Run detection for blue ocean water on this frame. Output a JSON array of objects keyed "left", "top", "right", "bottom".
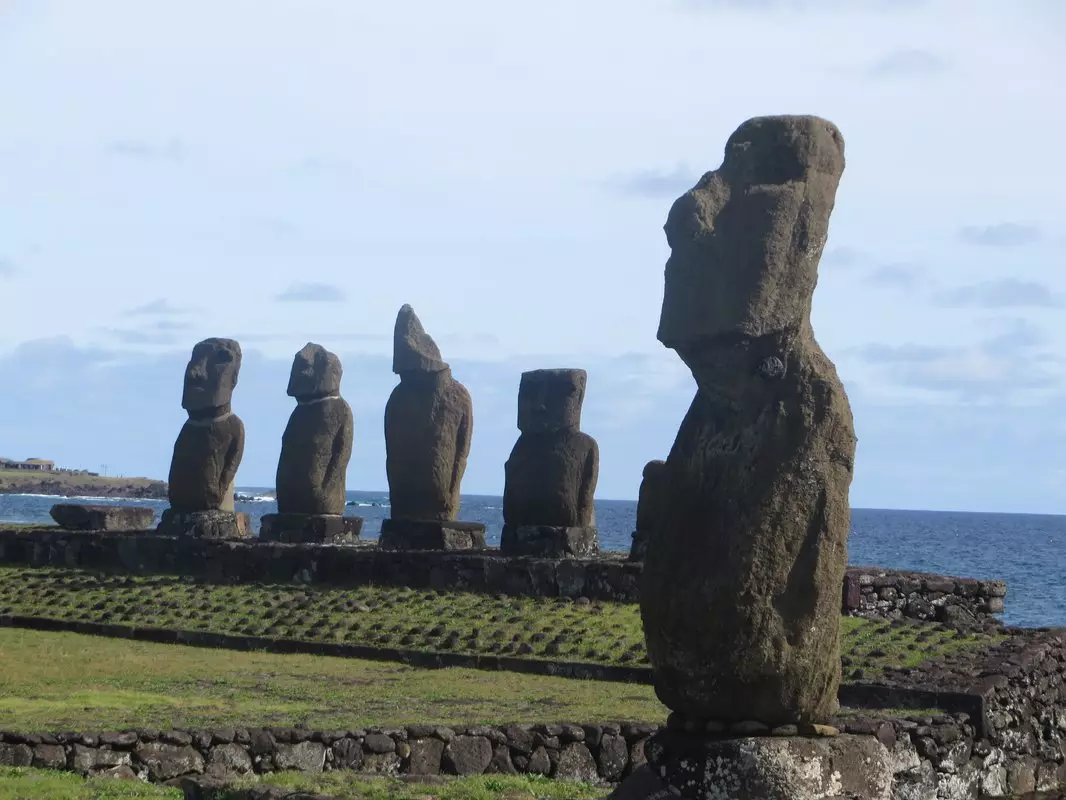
[{"left": 1, "top": 491, "right": 1062, "bottom": 628}]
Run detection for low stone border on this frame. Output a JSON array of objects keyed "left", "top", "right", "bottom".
[
  {"left": 2, "top": 709, "right": 1060, "bottom": 799},
  {"left": 0, "top": 528, "right": 1008, "bottom": 622},
  {"left": 843, "top": 565, "right": 1007, "bottom": 626}
]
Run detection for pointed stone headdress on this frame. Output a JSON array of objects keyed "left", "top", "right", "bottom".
[{"left": 393, "top": 304, "right": 448, "bottom": 374}]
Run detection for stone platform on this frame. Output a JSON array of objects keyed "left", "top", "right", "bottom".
[
  {"left": 378, "top": 519, "right": 486, "bottom": 551},
  {"left": 156, "top": 509, "right": 250, "bottom": 540},
  {"left": 500, "top": 524, "right": 599, "bottom": 558},
  {"left": 49, "top": 503, "right": 156, "bottom": 532},
  {"left": 258, "top": 513, "right": 362, "bottom": 544}
]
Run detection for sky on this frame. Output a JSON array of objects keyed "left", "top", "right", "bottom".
[{"left": 1, "top": 0, "right": 1063, "bottom": 513}]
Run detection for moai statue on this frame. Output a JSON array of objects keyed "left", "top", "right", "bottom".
[
  {"left": 379, "top": 305, "right": 485, "bottom": 550},
  {"left": 157, "top": 338, "right": 249, "bottom": 539},
  {"left": 500, "top": 368, "right": 599, "bottom": 558},
  {"left": 615, "top": 116, "right": 857, "bottom": 800},
  {"left": 259, "top": 343, "right": 359, "bottom": 544},
  {"left": 629, "top": 459, "right": 665, "bottom": 561}
]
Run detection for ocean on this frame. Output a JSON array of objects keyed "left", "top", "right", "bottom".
[{"left": 1, "top": 490, "right": 1062, "bottom": 629}]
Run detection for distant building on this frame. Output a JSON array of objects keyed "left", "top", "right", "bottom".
[{"left": 0, "top": 457, "right": 56, "bottom": 472}]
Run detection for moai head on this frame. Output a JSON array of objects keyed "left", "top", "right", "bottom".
[
  {"left": 181, "top": 338, "right": 242, "bottom": 412},
  {"left": 393, "top": 304, "right": 448, "bottom": 375},
  {"left": 657, "top": 115, "right": 846, "bottom": 359},
  {"left": 287, "top": 342, "right": 342, "bottom": 399},
  {"left": 517, "top": 369, "right": 586, "bottom": 434}
]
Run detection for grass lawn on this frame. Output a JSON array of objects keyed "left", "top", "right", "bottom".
[
  {"left": 0, "top": 768, "right": 606, "bottom": 800},
  {"left": 0, "top": 628, "right": 665, "bottom": 733},
  {"left": 0, "top": 567, "right": 997, "bottom": 681},
  {"left": 0, "top": 767, "right": 177, "bottom": 799}
]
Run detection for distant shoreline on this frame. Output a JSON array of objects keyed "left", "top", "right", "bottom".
[{"left": 0, "top": 470, "right": 167, "bottom": 501}]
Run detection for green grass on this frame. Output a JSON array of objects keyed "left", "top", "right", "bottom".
[
  {"left": 232, "top": 772, "right": 606, "bottom": 800},
  {"left": 0, "top": 628, "right": 665, "bottom": 733},
  {"left": 0, "top": 768, "right": 178, "bottom": 800},
  {"left": 0, "top": 768, "right": 604, "bottom": 800},
  {"left": 0, "top": 567, "right": 998, "bottom": 681}
]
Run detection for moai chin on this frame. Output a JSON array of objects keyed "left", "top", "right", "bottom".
[
  {"left": 614, "top": 115, "right": 859, "bottom": 800},
  {"left": 158, "top": 337, "right": 249, "bottom": 539},
  {"left": 260, "top": 342, "right": 359, "bottom": 544},
  {"left": 379, "top": 305, "right": 485, "bottom": 551},
  {"left": 500, "top": 368, "right": 600, "bottom": 558},
  {"left": 629, "top": 459, "right": 665, "bottom": 561}
]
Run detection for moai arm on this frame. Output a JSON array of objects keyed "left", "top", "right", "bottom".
[
  {"left": 449, "top": 405, "right": 472, "bottom": 501},
  {"left": 325, "top": 403, "right": 354, "bottom": 493},
  {"left": 219, "top": 419, "right": 245, "bottom": 503},
  {"left": 501, "top": 442, "right": 519, "bottom": 526},
  {"left": 579, "top": 438, "right": 599, "bottom": 526}
]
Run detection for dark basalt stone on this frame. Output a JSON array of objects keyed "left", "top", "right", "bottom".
[
  {"left": 378, "top": 519, "right": 486, "bottom": 551},
  {"left": 258, "top": 513, "right": 362, "bottom": 544},
  {"left": 500, "top": 525, "right": 598, "bottom": 559},
  {"left": 49, "top": 504, "right": 156, "bottom": 532},
  {"left": 156, "top": 509, "right": 250, "bottom": 540}
]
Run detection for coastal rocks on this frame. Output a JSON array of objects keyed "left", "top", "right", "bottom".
[
  {"left": 49, "top": 503, "right": 155, "bottom": 532},
  {"left": 628, "top": 460, "right": 664, "bottom": 562},
  {"left": 641, "top": 116, "right": 856, "bottom": 726},
  {"left": 260, "top": 343, "right": 358, "bottom": 544},
  {"left": 500, "top": 369, "right": 599, "bottom": 558},
  {"left": 158, "top": 338, "right": 247, "bottom": 540},
  {"left": 380, "top": 306, "right": 484, "bottom": 551}
]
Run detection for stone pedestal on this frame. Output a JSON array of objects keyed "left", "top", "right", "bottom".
[
  {"left": 611, "top": 730, "right": 894, "bottom": 800},
  {"left": 157, "top": 509, "right": 250, "bottom": 540},
  {"left": 499, "top": 524, "right": 598, "bottom": 558},
  {"left": 629, "top": 530, "right": 648, "bottom": 561},
  {"left": 258, "top": 513, "right": 362, "bottom": 544},
  {"left": 49, "top": 503, "right": 156, "bottom": 532},
  {"left": 378, "top": 519, "right": 486, "bottom": 551}
]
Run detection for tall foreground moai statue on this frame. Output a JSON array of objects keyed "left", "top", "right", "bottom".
[
  {"left": 260, "top": 343, "right": 359, "bottom": 544},
  {"left": 621, "top": 116, "right": 858, "bottom": 800},
  {"left": 500, "top": 368, "right": 599, "bottom": 557},
  {"left": 379, "top": 305, "right": 485, "bottom": 550},
  {"left": 158, "top": 338, "right": 248, "bottom": 539}
]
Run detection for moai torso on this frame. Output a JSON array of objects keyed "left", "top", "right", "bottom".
[
  {"left": 635, "top": 459, "right": 666, "bottom": 533},
  {"left": 385, "top": 369, "right": 472, "bottom": 521},
  {"left": 502, "top": 369, "right": 598, "bottom": 528},
  {"left": 275, "top": 343, "right": 353, "bottom": 516},
  {"left": 167, "top": 338, "right": 245, "bottom": 513},
  {"left": 384, "top": 305, "right": 473, "bottom": 522}
]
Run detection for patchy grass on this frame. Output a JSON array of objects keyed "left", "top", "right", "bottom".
[
  {"left": 0, "top": 767, "right": 177, "bottom": 799},
  {"left": 233, "top": 772, "right": 607, "bottom": 800},
  {"left": 0, "top": 628, "right": 665, "bottom": 733},
  {"left": 0, "top": 567, "right": 998, "bottom": 681}
]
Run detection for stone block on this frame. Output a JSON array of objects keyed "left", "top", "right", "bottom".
[
  {"left": 49, "top": 504, "right": 156, "bottom": 532},
  {"left": 157, "top": 509, "right": 250, "bottom": 540},
  {"left": 258, "top": 513, "right": 362, "bottom": 544},
  {"left": 500, "top": 525, "right": 599, "bottom": 558},
  {"left": 379, "top": 519, "right": 486, "bottom": 551}
]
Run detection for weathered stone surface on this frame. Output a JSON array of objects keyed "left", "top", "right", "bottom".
[
  {"left": 629, "top": 461, "right": 665, "bottom": 562},
  {"left": 276, "top": 343, "right": 353, "bottom": 516},
  {"left": 378, "top": 519, "right": 486, "bottom": 551},
  {"left": 555, "top": 742, "right": 598, "bottom": 782},
  {"left": 385, "top": 306, "right": 472, "bottom": 523},
  {"left": 642, "top": 115, "right": 855, "bottom": 726},
  {"left": 501, "top": 369, "right": 599, "bottom": 556},
  {"left": 258, "top": 513, "right": 362, "bottom": 544},
  {"left": 168, "top": 338, "right": 244, "bottom": 516},
  {"left": 443, "top": 735, "right": 493, "bottom": 775},
  {"left": 205, "top": 742, "right": 253, "bottom": 776},
  {"left": 32, "top": 744, "right": 67, "bottom": 769},
  {"left": 0, "top": 742, "right": 32, "bottom": 767},
  {"left": 409, "top": 738, "right": 446, "bottom": 775},
  {"left": 499, "top": 525, "right": 598, "bottom": 558},
  {"left": 49, "top": 504, "right": 155, "bottom": 532},
  {"left": 624, "top": 731, "right": 891, "bottom": 800},
  {"left": 273, "top": 741, "right": 326, "bottom": 772},
  {"left": 157, "top": 509, "right": 249, "bottom": 540},
  {"left": 134, "top": 741, "right": 204, "bottom": 780}
]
